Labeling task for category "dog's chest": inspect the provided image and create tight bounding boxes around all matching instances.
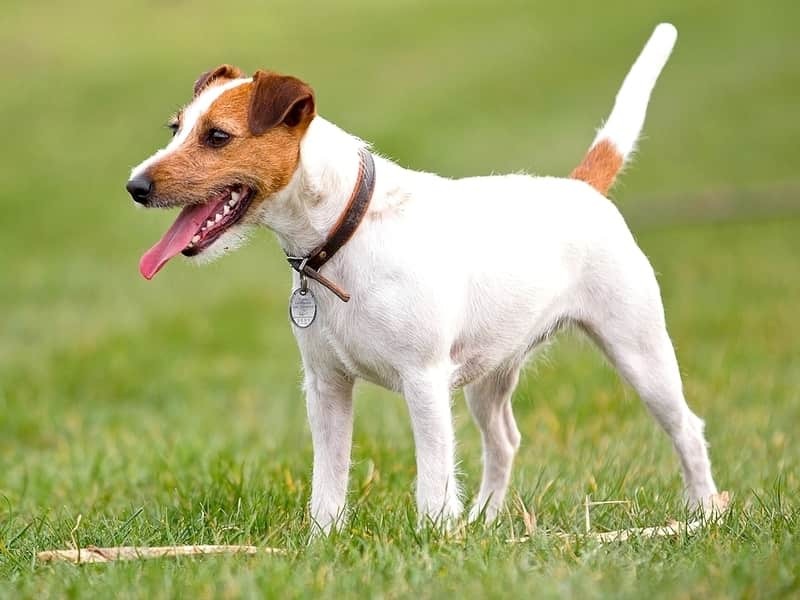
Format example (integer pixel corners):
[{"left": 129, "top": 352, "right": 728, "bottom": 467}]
[{"left": 296, "top": 307, "right": 406, "bottom": 391}]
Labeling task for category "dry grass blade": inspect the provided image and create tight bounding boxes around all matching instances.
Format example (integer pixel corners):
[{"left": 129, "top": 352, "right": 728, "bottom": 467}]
[
  {"left": 509, "top": 491, "right": 730, "bottom": 544},
  {"left": 555, "top": 518, "right": 704, "bottom": 542},
  {"left": 37, "top": 545, "right": 285, "bottom": 564},
  {"left": 515, "top": 492, "right": 537, "bottom": 537}
]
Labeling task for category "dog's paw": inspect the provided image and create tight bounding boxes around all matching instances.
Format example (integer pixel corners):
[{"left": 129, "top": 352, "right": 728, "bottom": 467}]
[
  {"left": 468, "top": 501, "right": 501, "bottom": 524},
  {"left": 417, "top": 498, "right": 464, "bottom": 534},
  {"left": 307, "top": 508, "right": 347, "bottom": 542},
  {"left": 689, "top": 491, "right": 731, "bottom": 520}
]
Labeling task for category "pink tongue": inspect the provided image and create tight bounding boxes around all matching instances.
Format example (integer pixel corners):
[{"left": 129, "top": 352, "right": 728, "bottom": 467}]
[{"left": 139, "top": 201, "right": 220, "bottom": 280}]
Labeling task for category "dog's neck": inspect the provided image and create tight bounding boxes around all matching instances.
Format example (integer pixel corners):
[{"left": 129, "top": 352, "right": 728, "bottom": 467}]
[{"left": 256, "top": 116, "right": 370, "bottom": 257}]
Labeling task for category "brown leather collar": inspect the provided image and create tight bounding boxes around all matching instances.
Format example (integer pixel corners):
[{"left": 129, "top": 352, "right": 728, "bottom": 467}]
[{"left": 286, "top": 147, "right": 376, "bottom": 302}]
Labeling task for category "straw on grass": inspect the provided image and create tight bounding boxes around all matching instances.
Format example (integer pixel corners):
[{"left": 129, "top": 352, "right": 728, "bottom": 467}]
[{"left": 37, "top": 545, "right": 285, "bottom": 564}]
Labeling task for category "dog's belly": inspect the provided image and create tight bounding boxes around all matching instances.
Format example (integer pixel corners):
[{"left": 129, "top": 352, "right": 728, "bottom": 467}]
[{"left": 448, "top": 310, "right": 568, "bottom": 389}]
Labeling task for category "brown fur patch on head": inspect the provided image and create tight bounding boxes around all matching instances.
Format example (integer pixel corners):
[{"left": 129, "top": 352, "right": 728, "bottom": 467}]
[
  {"left": 570, "top": 139, "right": 624, "bottom": 196},
  {"left": 146, "top": 72, "right": 316, "bottom": 215},
  {"left": 193, "top": 64, "right": 244, "bottom": 97}
]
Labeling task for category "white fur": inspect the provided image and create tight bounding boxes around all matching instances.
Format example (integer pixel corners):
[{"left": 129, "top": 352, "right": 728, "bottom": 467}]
[
  {"left": 140, "top": 24, "right": 718, "bottom": 532},
  {"left": 279, "top": 121, "right": 717, "bottom": 531}
]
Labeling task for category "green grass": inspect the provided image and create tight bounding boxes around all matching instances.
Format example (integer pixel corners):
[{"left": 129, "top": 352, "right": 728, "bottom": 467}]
[{"left": 1, "top": 1, "right": 798, "bottom": 597}]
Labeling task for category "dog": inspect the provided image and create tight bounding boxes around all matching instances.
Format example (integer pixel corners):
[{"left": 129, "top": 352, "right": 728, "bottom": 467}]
[{"left": 127, "top": 23, "right": 718, "bottom": 533}]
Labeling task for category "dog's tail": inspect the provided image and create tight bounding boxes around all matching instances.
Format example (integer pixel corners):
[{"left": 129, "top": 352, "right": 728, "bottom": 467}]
[{"left": 570, "top": 23, "right": 678, "bottom": 196}]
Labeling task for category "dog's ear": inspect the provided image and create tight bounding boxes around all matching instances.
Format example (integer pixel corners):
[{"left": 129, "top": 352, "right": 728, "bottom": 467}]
[
  {"left": 248, "top": 70, "right": 316, "bottom": 136},
  {"left": 193, "top": 64, "right": 243, "bottom": 97}
]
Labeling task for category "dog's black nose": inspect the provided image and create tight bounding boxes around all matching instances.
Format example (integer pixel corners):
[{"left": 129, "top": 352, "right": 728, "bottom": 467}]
[{"left": 126, "top": 174, "right": 154, "bottom": 204}]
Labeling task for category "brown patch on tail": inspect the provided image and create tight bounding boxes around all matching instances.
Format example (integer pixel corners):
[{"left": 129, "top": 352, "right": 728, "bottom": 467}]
[{"left": 570, "top": 139, "right": 624, "bottom": 196}]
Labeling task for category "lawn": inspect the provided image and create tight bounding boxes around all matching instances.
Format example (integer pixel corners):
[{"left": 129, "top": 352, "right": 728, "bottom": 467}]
[{"left": 1, "top": 1, "right": 798, "bottom": 597}]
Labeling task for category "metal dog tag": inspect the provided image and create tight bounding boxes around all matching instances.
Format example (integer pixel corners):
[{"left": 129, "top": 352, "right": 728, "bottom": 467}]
[{"left": 289, "top": 287, "right": 317, "bottom": 328}]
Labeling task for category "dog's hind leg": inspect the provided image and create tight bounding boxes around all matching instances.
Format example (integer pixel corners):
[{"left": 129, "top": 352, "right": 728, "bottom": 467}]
[
  {"left": 580, "top": 255, "right": 719, "bottom": 512},
  {"left": 465, "top": 365, "right": 522, "bottom": 522}
]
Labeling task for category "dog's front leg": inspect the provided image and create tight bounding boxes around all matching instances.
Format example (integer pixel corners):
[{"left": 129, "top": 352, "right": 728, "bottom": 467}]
[
  {"left": 404, "top": 372, "right": 462, "bottom": 525},
  {"left": 305, "top": 371, "right": 354, "bottom": 535}
]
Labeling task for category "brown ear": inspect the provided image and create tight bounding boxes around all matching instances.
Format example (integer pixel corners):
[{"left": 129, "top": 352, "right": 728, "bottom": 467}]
[
  {"left": 193, "top": 64, "right": 243, "bottom": 97},
  {"left": 248, "top": 70, "right": 316, "bottom": 136}
]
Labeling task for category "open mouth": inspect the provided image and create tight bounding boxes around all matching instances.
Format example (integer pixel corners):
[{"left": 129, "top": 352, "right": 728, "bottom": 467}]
[
  {"left": 139, "top": 185, "right": 254, "bottom": 280},
  {"left": 181, "top": 186, "right": 253, "bottom": 257}
]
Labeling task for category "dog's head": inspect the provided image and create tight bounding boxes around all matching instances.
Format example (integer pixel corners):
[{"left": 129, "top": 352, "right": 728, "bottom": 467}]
[{"left": 126, "top": 65, "right": 316, "bottom": 279}]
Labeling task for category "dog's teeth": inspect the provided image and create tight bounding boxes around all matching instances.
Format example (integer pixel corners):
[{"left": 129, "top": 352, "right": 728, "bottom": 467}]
[
  {"left": 191, "top": 235, "right": 200, "bottom": 243},
  {"left": 215, "top": 213, "right": 223, "bottom": 223},
  {"left": 223, "top": 205, "right": 231, "bottom": 215},
  {"left": 206, "top": 219, "right": 214, "bottom": 228},
  {"left": 231, "top": 191, "right": 241, "bottom": 203}
]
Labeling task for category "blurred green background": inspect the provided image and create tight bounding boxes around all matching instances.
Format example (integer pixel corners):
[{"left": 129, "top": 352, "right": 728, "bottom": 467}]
[{"left": 1, "top": 1, "right": 798, "bottom": 597}]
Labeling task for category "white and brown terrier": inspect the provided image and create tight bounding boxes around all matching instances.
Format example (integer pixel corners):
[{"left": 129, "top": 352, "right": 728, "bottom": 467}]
[{"left": 127, "top": 24, "right": 719, "bottom": 533}]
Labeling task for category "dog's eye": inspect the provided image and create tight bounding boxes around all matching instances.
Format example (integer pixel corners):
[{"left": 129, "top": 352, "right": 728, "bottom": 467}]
[
  {"left": 205, "top": 128, "right": 232, "bottom": 148},
  {"left": 167, "top": 122, "right": 179, "bottom": 137}
]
